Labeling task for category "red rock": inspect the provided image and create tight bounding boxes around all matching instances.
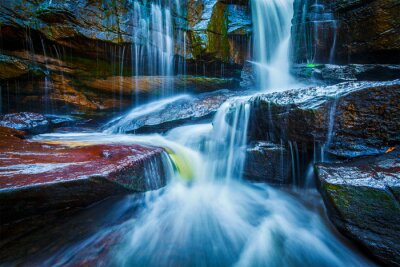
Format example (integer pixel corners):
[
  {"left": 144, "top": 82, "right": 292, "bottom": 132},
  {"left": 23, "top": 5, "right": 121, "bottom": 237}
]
[{"left": 0, "top": 136, "right": 167, "bottom": 223}]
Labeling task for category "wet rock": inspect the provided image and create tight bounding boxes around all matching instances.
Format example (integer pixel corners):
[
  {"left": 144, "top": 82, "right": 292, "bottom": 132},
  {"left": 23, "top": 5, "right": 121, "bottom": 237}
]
[
  {"left": 292, "top": 0, "right": 400, "bottom": 63},
  {"left": 0, "top": 112, "right": 50, "bottom": 134},
  {"left": 291, "top": 64, "right": 400, "bottom": 84},
  {"left": 248, "top": 80, "right": 400, "bottom": 158},
  {"left": 315, "top": 150, "right": 400, "bottom": 266},
  {"left": 0, "top": 137, "right": 167, "bottom": 224},
  {"left": 106, "top": 90, "right": 242, "bottom": 133},
  {"left": 244, "top": 141, "right": 292, "bottom": 184},
  {"left": 187, "top": 0, "right": 251, "bottom": 65},
  {"left": 240, "top": 61, "right": 256, "bottom": 88}
]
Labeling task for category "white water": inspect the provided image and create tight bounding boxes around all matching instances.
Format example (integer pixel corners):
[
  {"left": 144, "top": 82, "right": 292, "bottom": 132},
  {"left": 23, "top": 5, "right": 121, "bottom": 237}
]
[
  {"left": 34, "top": 97, "right": 371, "bottom": 266},
  {"left": 26, "top": 1, "right": 369, "bottom": 265},
  {"left": 251, "top": 0, "right": 296, "bottom": 90},
  {"left": 129, "top": 0, "right": 176, "bottom": 99},
  {"left": 104, "top": 94, "right": 192, "bottom": 134}
]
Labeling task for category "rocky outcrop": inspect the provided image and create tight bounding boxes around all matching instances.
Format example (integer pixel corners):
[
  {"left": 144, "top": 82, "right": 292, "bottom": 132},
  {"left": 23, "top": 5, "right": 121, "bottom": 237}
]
[
  {"left": 0, "top": 0, "right": 249, "bottom": 114},
  {"left": 292, "top": 0, "right": 400, "bottom": 64},
  {"left": 0, "top": 127, "right": 168, "bottom": 223},
  {"left": 248, "top": 80, "right": 400, "bottom": 158},
  {"left": 316, "top": 149, "right": 400, "bottom": 266}
]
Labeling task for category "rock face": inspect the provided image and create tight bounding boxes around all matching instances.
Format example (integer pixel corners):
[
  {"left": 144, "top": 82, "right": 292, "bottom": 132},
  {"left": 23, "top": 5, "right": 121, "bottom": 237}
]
[
  {"left": 187, "top": 0, "right": 251, "bottom": 66},
  {"left": 316, "top": 150, "right": 400, "bottom": 266},
  {"left": 292, "top": 0, "right": 400, "bottom": 63},
  {"left": 0, "top": 0, "right": 249, "bottom": 114},
  {"left": 243, "top": 142, "right": 292, "bottom": 184},
  {"left": 0, "top": 127, "right": 168, "bottom": 223},
  {"left": 248, "top": 80, "right": 400, "bottom": 158}
]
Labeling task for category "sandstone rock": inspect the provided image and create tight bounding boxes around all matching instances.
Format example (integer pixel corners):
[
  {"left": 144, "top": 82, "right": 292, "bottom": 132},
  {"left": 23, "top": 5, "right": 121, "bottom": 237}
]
[
  {"left": 0, "top": 136, "right": 168, "bottom": 223},
  {"left": 248, "top": 80, "right": 400, "bottom": 158},
  {"left": 315, "top": 149, "right": 400, "bottom": 266},
  {"left": 0, "top": 55, "right": 34, "bottom": 80}
]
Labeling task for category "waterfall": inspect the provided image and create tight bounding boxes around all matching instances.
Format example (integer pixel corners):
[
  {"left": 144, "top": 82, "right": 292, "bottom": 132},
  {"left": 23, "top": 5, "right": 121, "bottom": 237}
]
[
  {"left": 33, "top": 94, "right": 370, "bottom": 267},
  {"left": 129, "top": 0, "right": 176, "bottom": 99},
  {"left": 250, "top": 0, "right": 295, "bottom": 90}
]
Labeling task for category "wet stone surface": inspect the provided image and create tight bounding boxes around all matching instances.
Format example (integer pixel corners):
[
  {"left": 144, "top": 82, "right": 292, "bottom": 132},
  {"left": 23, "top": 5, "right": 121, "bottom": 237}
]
[
  {"left": 316, "top": 149, "right": 400, "bottom": 266},
  {"left": 0, "top": 127, "right": 166, "bottom": 223}
]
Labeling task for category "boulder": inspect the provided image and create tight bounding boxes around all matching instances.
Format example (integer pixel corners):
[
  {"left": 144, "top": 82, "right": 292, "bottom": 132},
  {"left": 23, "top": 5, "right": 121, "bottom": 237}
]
[
  {"left": 243, "top": 141, "right": 292, "bottom": 185},
  {"left": 0, "top": 112, "right": 50, "bottom": 134},
  {"left": 315, "top": 149, "right": 400, "bottom": 266},
  {"left": 248, "top": 80, "right": 400, "bottom": 158},
  {"left": 0, "top": 134, "right": 168, "bottom": 224}
]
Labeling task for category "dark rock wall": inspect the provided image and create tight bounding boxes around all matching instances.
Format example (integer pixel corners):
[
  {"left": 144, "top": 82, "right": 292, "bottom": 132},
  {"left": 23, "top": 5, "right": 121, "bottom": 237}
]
[{"left": 292, "top": 0, "right": 400, "bottom": 64}]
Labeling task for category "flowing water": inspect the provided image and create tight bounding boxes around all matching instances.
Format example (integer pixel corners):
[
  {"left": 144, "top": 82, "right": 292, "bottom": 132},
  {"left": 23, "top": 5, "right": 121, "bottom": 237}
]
[
  {"left": 5, "top": 1, "right": 373, "bottom": 266},
  {"left": 29, "top": 96, "right": 372, "bottom": 266},
  {"left": 250, "top": 0, "right": 296, "bottom": 90}
]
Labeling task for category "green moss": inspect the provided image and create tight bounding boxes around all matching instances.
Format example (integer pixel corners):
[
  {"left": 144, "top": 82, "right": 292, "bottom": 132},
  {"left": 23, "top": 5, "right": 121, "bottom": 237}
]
[
  {"left": 206, "top": 2, "right": 230, "bottom": 62},
  {"left": 306, "top": 63, "right": 320, "bottom": 68}
]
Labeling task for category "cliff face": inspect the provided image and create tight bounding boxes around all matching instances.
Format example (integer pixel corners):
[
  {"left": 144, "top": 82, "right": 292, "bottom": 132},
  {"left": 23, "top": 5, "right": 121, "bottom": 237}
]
[
  {"left": 0, "top": 0, "right": 251, "bottom": 113},
  {"left": 291, "top": 0, "right": 400, "bottom": 64},
  {"left": 0, "top": 0, "right": 399, "bottom": 114}
]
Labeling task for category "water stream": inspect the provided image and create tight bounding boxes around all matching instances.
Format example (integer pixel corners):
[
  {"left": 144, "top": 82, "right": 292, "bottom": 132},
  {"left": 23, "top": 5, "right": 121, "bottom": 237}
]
[
  {"left": 5, "top": 0, "right": 372, "bottom": 265},
  {"left": 250, "top": 0, "right": 296, "bottom": 90},
  {"left": 30, "top": 95, "right": 371, "bottom": 266}
]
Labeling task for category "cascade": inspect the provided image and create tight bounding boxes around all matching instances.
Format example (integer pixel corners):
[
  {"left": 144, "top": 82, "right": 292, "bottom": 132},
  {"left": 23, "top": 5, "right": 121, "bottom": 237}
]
[
  {"left": 128, "top": 0, "right": 176, "bottom": 101},
  {"left": 250, "top": 0, "right": 295, "bottom": 90},
  {"left": 293, "top": 0, "right": 338, "bottom": 63},
  {"left": 33, "top": 95, "right": 371, "bottom": 266},
  {"left": 2, "top": 1, "right": 375, "bottom": 265}
]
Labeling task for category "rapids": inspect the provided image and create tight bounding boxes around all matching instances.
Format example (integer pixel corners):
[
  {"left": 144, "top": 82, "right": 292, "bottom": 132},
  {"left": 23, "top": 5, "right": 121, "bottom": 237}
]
[
  {"left": 31, "top": 96, "right": 373, "bottom": 266},
  {"left": 6, "top": 0, "right": 376, "bottom": 265}
]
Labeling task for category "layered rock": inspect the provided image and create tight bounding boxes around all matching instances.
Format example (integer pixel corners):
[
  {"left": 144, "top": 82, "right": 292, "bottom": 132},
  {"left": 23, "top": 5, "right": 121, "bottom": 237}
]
[
  {"left": 316, "top": 150, "right": 400, "bottom": 266},
  {"left": 0, "top": 126, "right": 168, "bottom": 223},
  {"left": 0, "top": 0, "right": 249, "bottom": 114}
]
